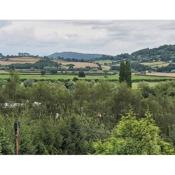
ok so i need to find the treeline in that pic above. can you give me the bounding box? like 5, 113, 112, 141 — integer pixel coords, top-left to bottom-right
8, 59, 59, 70
0, 72, 175, 154
7, 59, 101, 73
96, 44, 175, 63
114, 45, 175, 62
111, 62, 153, 73
157, 63, 175, 72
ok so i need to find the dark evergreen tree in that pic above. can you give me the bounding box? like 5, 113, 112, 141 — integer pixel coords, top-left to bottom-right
125, 60, 132, 87
41, 69, 46, 75
119, 61, 132, 87
119, 61, 125, 83
78, 71, 86, 77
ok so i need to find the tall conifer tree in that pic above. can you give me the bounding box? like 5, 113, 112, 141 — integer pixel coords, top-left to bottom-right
119, 60, 132, 87
119, 61, 125, 83
125, 60, 132, 87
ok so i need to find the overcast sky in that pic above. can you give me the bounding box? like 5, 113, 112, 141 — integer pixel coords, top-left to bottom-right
0, 20, 175, 56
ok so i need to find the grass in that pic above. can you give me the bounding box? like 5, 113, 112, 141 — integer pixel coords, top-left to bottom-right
95, 60, 112, 64
0, 73, 174, 82
0, 72, 173, 90
0, 57, 40, 65
140, 61, 169, 68
57, 60, 98, 68
132, 82, 159, 89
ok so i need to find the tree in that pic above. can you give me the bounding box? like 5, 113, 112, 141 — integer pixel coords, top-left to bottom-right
5, 71, 19, 100
41, 70, 46, 75
34, 142, 48, 154
78, 71, 86, 77
0, 128, 14, 154
23, 79, 34, 87
93, 111, 174, 155
20, 123, 35, 154
125, 60, 132, 87
119, 61, 132, 87
119, 61, 125, 83
56, 115, 108, 155
112, 83, 142, 122
50, 69, 57, 74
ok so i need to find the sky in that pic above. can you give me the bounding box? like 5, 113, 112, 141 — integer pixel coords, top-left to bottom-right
1, 20, 175, 56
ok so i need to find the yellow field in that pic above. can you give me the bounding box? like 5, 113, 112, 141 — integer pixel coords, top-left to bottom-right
57, 60, 98, 68
141, 61, 169, 68
0, 57, 40, 65
0, 57, 98, 68
146, 72, 175, 77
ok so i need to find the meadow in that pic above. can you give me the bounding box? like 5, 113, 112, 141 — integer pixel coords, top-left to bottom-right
0, 72, 174, 82
140, 61, 169, 68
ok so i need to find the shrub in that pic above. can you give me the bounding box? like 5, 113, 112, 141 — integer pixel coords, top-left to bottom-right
41, 70, 46, 75
78, 71, 86, 77
93, 111, 174, 155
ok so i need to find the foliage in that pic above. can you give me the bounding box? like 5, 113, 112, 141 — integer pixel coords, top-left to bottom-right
131, 44, 175, 62
78, 71, 86, 77
93, 111, 174, 155
131, 62, 153, 72
41, 70, 46, 75
0, 72, 174, 154
5, 71, 20, 100
157, 63, 175, 72
8, 58, 58, 70
119, 61, 132, 87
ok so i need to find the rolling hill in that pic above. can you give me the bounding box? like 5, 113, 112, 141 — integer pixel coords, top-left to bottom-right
48, 52, 107, 60
131, 44, 175, 61
115, 44, 175, 62
48, 45, 175, 62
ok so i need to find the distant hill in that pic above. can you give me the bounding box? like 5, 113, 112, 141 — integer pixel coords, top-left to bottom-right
131, 44, 175, 62
114, 44, 175, 62
48, 44, 175, 62
48, 52, 108, 60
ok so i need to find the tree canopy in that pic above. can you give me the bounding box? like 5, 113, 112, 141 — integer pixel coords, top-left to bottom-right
93, 111, 174, 155
119, 60, 132, 87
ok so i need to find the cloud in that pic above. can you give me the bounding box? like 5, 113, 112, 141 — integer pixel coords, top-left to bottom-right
0, 20, 175, 55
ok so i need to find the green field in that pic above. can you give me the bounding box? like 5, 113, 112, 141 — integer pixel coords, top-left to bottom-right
95, 60, 112, 64
0, 73, 174, 83
132, 82, 159, 89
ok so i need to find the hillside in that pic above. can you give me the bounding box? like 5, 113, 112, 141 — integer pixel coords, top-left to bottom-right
48, 52, 106, 60
130, 44, 175, 62
48, 45, 175, 62
113, 44, 175, 63
0, 57, 40, 65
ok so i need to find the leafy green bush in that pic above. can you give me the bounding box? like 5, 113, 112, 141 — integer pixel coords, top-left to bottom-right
93, 111, 174, 155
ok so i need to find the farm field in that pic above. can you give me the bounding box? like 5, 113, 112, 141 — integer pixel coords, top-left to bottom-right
56, 60, 98, 68
95, 59, 112, 70
0, 57, 41, 65
0, 72, 174, 82
95, 60, 112, 64
146, 72, 175, 77
0, 56, 99, 69
140, 61, 169, 68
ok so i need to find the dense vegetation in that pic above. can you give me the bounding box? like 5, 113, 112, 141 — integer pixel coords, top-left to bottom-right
114, 45, 175, 62
94, 112, 174, 154
131, 45, 175, 62
3, 44, 175, 73
0, 71, 175, 154
9, 59, 59, 70
157, 63, 175, 72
